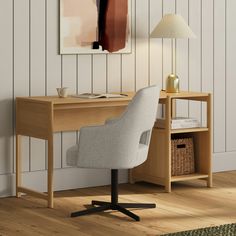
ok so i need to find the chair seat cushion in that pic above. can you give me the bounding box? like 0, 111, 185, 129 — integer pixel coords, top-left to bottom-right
66, 143, 149, 169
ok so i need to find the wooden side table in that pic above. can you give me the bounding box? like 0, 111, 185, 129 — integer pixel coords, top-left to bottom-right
130, 91, 212, 192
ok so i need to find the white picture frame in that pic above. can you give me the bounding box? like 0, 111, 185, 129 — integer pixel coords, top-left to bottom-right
60, 0, 132, 54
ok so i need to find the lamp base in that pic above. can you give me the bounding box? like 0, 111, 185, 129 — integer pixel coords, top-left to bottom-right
166, 74, 180, 93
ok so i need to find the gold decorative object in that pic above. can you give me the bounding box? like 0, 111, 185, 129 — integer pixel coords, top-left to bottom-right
166, 74, 179, 93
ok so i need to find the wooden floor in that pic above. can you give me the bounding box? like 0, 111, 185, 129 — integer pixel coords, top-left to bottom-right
0, 171, 235, 236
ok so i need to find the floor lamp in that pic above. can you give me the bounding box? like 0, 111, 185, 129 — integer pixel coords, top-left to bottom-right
150, 14, 196, 93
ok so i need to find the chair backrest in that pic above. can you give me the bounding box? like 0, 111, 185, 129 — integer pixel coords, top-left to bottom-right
73, 85, 161, 170
110, 85, 160, 168
121, 85, 160, 133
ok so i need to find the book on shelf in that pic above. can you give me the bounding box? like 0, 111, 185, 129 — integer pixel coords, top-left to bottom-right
171, 122, 200, 129
156, 117, 201, 129
72, 93, 128, 99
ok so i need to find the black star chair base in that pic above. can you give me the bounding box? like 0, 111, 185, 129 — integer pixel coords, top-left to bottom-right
71, 170, 156, 221
66, 86, 160, 221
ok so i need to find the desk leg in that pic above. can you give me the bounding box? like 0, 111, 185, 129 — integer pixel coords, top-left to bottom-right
165, 97, 172, 193
16, 134, 21, 198
165, 182, 171, 193
47, 135, 54, 208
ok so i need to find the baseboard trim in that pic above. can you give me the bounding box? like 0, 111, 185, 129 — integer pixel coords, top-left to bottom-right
0, 168, 128, 198
213, 152, 236, 172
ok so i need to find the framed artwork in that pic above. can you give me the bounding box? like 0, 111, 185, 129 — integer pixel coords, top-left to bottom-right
60, 0, 132, 54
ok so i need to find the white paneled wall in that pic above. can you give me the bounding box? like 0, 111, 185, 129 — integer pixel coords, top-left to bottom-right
0, 0, 235, 197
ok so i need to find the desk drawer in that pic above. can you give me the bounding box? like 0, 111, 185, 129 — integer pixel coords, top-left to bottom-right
53, 106, 126, 132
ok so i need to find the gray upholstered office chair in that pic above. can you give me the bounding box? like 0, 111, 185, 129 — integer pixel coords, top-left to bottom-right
66, 85, 160, 221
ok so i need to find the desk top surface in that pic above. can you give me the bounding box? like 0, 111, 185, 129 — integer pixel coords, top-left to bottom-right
16, 90, 210, 104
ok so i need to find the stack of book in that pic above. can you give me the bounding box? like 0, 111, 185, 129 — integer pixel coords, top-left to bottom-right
156, 117, 201, 129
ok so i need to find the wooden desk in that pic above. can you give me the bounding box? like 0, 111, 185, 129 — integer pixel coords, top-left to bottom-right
15, 91, 211, 208
16, 92, 136, 208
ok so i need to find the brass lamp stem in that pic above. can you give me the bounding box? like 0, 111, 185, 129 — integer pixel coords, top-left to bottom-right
171, 38, 174, 74
171, 38, 176, 74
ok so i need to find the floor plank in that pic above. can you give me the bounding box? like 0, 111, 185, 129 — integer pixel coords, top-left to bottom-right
0, 171, 235, 236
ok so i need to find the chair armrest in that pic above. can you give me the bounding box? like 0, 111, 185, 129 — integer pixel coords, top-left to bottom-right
77, 124, 117, 168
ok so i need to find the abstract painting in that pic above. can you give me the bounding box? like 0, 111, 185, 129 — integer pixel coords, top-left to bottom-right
60, 0, 131, 54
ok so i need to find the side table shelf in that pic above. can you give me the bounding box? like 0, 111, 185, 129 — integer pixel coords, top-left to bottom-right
130, 91, 212, 192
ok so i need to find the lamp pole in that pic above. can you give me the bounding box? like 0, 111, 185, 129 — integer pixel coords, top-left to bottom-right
171, 38, 174, 74
171, 38, 176, 75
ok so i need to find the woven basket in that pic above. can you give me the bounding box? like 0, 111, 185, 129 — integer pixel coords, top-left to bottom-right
171, 138, 195, 176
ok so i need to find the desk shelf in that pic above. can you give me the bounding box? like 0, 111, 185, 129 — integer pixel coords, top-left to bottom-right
130, 92, 212, 192
171, 127, 208, 134
171, 173, 209, 182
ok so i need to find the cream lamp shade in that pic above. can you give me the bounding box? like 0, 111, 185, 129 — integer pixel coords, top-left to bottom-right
150, 14, 196, 39
150, 14, 195, 93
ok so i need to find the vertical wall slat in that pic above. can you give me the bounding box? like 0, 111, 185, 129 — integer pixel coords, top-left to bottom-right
121, 0, 135, 92
149, 0, 163, 118
226, 0, 236, 151
93, 55, 107, 93
135, 0, 149, 90
202, 0, 214, 127
176, 0, 189, 117
150, 0, 162, 88
189, 0, 201, 122
0, 0, 13, 174
214, 0, 226, 153
107, 55, 121, 93
46, 0, 62, 169
162, 0, 175, 89
77, 54, 92, 144
30, 0, 46, 171
61, 56, 77, 168
78, 55, 92, 93
14, 0, 30, 172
